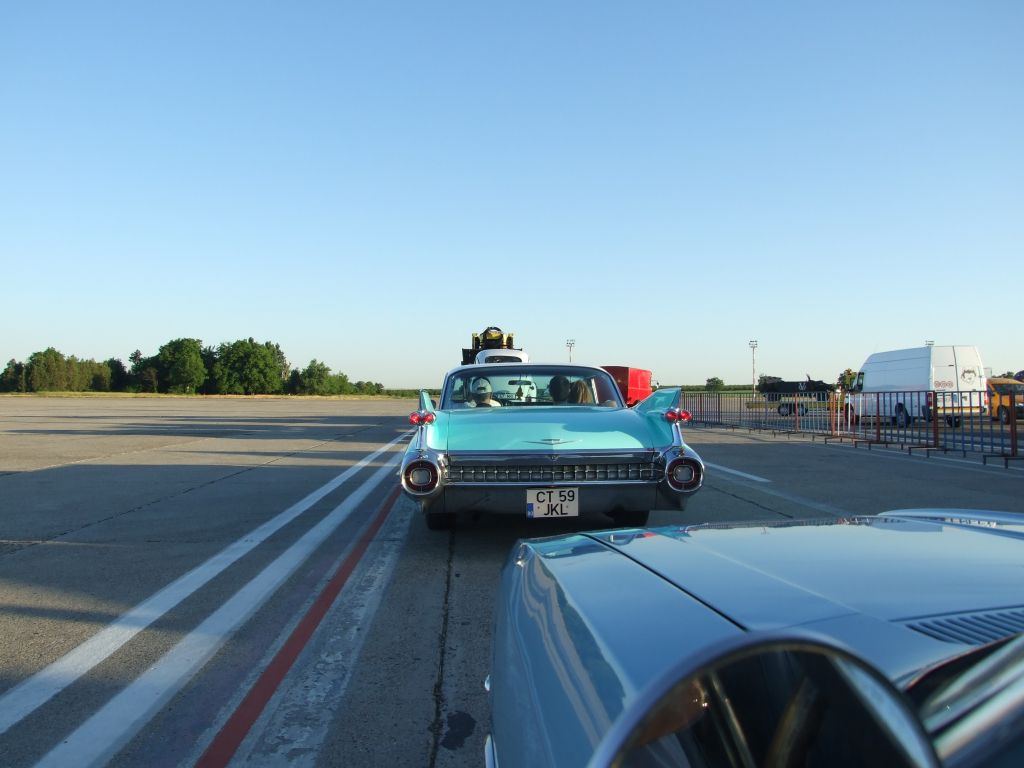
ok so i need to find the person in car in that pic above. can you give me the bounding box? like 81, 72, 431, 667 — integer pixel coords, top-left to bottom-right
549, 375, 571, 404
569, 380, 594, 404
468, 377, 501, 407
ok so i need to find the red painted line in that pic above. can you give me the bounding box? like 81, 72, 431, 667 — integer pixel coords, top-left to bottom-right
196, 485, 402, 768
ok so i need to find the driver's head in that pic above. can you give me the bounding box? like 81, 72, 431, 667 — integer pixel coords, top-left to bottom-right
549, 375, 571, 403
471, 377, 493, 402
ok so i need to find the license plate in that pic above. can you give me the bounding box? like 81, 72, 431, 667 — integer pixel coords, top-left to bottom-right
527, 488, 579, 518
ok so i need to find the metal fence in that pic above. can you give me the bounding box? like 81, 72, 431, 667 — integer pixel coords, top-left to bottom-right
679, 390, 1021, 467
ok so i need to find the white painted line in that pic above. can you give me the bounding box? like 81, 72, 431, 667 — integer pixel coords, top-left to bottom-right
228, 497, 415, 767
705, 462, 771, 483
35, 452, 403, 768
0, 433, 409, 737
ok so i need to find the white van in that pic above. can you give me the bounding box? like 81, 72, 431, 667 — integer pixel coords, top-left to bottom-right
846, 345, 988, 427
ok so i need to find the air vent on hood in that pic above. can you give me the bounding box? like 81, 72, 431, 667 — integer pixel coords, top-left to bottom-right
904, 607, 1024, 646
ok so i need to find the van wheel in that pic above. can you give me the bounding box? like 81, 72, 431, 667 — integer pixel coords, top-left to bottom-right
895, 404, 911, 428
426, 511, 455, 530
777, 404, 791, 417
999, 407, 1010, 425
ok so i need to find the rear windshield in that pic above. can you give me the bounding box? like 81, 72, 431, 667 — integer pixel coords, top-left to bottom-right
443, 367, 623, 409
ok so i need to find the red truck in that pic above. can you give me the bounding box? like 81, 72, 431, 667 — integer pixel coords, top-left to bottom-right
602, 366, 653, 407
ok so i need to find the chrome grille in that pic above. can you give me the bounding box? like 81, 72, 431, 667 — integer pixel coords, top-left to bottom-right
903, 607, 1024, 646
446, 462, 660, 484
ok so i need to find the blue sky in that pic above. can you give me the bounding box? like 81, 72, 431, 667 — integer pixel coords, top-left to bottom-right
2, 2, 1021, 388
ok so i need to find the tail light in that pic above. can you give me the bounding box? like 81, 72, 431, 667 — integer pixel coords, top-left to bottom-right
664, 408, 691, 423
409, 411, 436, 426
403, 460, 438, 493
666, 458, 702, 491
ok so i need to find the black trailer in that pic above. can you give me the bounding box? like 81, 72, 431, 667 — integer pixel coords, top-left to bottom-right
756, 376, 836, 416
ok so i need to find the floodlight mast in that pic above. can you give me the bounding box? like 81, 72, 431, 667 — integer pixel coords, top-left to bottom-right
749, 340, 758, 392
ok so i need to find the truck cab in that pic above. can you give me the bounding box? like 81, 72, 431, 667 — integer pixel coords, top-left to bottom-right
461, 326, 526, 365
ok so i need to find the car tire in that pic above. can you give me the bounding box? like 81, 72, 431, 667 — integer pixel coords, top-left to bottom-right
611, 510, 650, 527
895, 404, 911, 428
425, 511, 455, 530
999, 406, 1010, 425
777, 404, 791, 417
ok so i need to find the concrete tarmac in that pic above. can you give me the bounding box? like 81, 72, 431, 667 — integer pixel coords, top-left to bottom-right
1, 396, 1021, 767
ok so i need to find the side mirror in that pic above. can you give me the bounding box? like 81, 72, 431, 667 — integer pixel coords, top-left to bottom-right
587, 632, 940, 768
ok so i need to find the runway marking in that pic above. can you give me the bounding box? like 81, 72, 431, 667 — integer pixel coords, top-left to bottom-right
704, 462, 770, 483
0, 433, 409, 737
195, 486, 402, 768
34, 452, 403, 768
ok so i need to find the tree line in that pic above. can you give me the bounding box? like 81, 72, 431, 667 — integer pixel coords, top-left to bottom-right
0, 338, 393, 396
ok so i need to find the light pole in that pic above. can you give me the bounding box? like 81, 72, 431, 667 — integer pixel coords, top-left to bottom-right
566, 339, 576, 363
749, 340, 758, 392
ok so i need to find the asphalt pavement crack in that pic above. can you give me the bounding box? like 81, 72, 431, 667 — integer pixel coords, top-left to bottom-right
428, 527, 456, 768
705, 482, 795, 519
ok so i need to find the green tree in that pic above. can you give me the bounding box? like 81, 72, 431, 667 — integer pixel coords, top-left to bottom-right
0, 359, 27, 392
199, 346, 219, 394
331, 371, 352, 394
213, 338, 283, 395
87, 360, 112, 391
158, 338, 207, 394
26, 348, 70, 391
139, 367, 159, 392
296, 359, 332, 395
265, 341, 290, 388
352, 380, 384, 395
705, 377, 724, 392
105, 358, 129, 391
66, 355, 92, 391
128, 349, 159, 392
129, 349, 144, 372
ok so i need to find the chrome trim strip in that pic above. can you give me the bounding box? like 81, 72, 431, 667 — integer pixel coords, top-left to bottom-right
447, 450, 656, 463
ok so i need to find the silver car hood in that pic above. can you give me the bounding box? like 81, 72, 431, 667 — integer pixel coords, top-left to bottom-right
583, 511, 1024, 681
594, 513, 1024, 627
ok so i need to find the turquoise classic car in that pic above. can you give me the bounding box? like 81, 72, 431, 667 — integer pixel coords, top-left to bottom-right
399, 363, 704, 530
